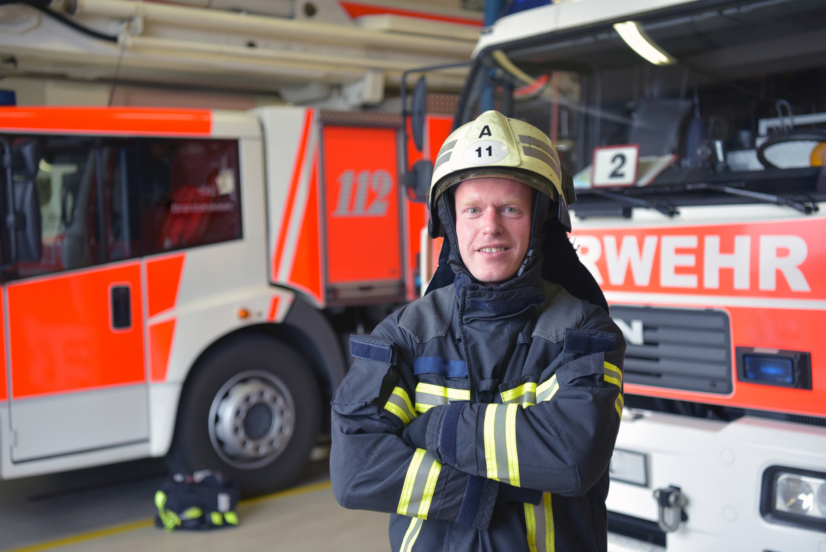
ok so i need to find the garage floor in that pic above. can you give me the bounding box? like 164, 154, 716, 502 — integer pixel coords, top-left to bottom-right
1, 458, 650, 552
0, 459, 389, 552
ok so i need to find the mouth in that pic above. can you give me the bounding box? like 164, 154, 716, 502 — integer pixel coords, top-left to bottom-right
477, 246, 509, 254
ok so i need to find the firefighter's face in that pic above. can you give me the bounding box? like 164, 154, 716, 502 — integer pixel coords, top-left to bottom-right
454, 178, 533, 285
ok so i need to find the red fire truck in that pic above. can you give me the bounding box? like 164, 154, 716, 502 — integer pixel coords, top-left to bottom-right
404, 0, 826, 549
0, 106, 452, 496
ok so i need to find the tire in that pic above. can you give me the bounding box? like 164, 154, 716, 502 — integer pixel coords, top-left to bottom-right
167, 334, 322, 497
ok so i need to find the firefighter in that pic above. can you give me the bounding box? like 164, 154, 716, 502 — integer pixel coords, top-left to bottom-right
330, 110, 625, 552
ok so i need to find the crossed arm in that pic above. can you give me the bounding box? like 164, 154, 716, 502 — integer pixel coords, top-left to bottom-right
329, 309, 625, 530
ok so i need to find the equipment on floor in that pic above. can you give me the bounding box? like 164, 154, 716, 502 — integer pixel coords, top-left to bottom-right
154, 471, 239, 531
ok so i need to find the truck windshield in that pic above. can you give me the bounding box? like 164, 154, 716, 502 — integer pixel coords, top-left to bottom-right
461, 0, 826, 214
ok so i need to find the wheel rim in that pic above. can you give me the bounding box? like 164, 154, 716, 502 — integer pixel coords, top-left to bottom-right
208, 370, 296, 470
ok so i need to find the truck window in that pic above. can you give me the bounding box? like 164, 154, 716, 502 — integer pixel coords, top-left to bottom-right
463, 0, 826, 211
137, 138, 242, 254
0, 135, 242, 280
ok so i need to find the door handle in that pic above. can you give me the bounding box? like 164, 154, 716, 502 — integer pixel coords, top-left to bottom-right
111, 285, 132, 330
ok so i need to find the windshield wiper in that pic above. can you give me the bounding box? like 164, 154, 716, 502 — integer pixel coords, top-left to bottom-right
581, 189, 679, 217
686, 183, 818, 214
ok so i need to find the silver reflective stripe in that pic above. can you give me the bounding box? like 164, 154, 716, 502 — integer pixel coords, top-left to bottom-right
522, 145, 559, 173
433, 151, 452, 172
604, 362, 622, 388
603, 362, 623, 417
437, 139, 458, 158
536, 375, 559, 403
501, 382, 537, 406
483, 404, 520, 486
400, 517, 423, 552
415, 383, 470, 413
398, 449, 442, 519
520, 134, 561, 172
385, 387, 417, 426
519, 135, 554, 157
524, 492, 555, 552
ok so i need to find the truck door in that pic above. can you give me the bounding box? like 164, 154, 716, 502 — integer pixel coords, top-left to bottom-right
321, 117, 405, 304
2, 136, 148, 462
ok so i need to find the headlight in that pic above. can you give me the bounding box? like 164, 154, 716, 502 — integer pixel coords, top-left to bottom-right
761, 466, 826, 533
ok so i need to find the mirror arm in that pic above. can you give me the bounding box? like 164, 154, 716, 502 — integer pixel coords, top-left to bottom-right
0, 137, 16, 266
400, 61, 471, 187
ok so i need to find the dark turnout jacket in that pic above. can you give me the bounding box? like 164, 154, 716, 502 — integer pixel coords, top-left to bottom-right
330, 266, 625, 552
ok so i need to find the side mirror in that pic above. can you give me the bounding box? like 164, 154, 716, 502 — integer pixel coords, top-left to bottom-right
411, 76, 427, 152
404, 159, 432, 202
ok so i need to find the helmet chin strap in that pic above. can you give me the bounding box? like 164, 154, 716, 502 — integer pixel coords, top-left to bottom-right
517, 192, 554, 277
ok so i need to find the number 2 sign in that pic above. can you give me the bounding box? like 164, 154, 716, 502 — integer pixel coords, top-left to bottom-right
592, 145, 639, 187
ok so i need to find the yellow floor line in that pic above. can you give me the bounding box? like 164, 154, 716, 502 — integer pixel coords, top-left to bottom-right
6, 479, 333, 552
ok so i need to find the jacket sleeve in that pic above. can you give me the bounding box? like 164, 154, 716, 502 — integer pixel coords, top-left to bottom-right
329, 314, 499, 530
423, 303, 625, 497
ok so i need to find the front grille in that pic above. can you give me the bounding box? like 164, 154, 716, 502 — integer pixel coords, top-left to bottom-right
611, 306, 732, 394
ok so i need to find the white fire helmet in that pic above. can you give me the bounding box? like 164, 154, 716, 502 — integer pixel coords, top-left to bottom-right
428, 110, 572, 238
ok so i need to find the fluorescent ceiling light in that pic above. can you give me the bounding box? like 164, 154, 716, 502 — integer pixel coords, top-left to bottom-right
614, 21, 676, 66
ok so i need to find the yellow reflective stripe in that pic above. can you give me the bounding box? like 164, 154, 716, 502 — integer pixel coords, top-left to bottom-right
544, 492, 555, 552
524, 502, 538, 552
385, 402, 410, 425
604, 362, 622, 389
400, 517, 423, 552
506, 403, 520, 487
386, 387, 417, 425
224, 511, 239, 525
398, 449, 426, 515
501, 381, 537, 404
398, 449, 443, 520
418, 459, 442, 518
395, 387, 416, 414
615, 393, 624, 417
415, 382, 471, 413
525, 493, 555, 552
416, 382, 471, 400
210, 511, 223, 525
484, 404, 499, 481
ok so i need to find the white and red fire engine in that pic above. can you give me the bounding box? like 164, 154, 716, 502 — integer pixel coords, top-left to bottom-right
405, 0, 826, 550
0, 106, 453, 495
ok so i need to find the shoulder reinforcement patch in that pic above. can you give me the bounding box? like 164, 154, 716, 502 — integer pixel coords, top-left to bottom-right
563, 328, 616, 354
350, 335, 396, 364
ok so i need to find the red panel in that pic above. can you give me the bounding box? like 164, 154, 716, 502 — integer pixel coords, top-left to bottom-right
149, 320, 176, 383
273, 110, 313, 280
267, 296, 281, 322
0, 107, 212, 136
288, 153, 324, 303
339, 1, 482, 26
577, 217, 826, 417
8, 264, 146, 398
427, 117, 454, 161
0, 293, 6, 402
146, 254, 185, 317
572, 218, 826, 300
323, 126, 402, 284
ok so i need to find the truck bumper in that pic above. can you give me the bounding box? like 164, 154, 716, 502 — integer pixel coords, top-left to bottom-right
606, 409, 826, 552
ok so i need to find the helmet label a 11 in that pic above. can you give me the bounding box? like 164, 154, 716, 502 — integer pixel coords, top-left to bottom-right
463, 140, 508, 165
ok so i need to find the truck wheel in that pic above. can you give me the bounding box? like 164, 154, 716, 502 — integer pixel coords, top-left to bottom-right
168, 334, 322, 497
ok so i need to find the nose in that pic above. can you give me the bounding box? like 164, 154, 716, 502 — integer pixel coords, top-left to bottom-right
482, 208, 503, 235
